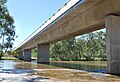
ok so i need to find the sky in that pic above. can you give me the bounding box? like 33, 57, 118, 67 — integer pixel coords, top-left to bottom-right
7, 0, 68, 48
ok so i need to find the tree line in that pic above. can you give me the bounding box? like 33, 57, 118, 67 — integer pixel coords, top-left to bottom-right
50, 30, 106, 61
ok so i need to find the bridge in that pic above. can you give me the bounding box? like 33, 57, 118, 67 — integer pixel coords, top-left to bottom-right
13, 0, 120, 74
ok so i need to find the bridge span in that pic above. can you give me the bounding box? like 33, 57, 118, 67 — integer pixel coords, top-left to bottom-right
13, 0, 120, 74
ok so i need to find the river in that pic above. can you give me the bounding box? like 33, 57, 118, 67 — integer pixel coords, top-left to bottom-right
0, 60, 120, 82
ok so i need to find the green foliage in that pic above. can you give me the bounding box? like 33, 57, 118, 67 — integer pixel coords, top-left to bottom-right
50, 30, 106, 61
0, 0, 16, 58
11, 51, 17, 58
50, 37, 77, 60
31, 48, 37, 58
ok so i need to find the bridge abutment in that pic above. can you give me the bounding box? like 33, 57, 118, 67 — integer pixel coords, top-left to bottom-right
37, 43, 50, 64
18, 52, 23, 60
106, 15, 120, 74
23, 49, 31, 61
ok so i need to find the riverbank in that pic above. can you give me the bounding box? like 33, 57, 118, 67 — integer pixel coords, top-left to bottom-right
0, 60, 119, 82
1, 56, 18, 60
1, 56, 36, 60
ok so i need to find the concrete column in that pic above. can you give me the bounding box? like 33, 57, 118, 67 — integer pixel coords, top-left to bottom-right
105, 15, 120, 74
18, 52, 23, 60
37, 43, 50, 64
23, 49, 31, 61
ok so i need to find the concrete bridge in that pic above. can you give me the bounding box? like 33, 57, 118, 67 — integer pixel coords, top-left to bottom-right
13, 0, 120, 74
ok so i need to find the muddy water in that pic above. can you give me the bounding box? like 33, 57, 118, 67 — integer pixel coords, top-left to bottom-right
0, 60, 120, 82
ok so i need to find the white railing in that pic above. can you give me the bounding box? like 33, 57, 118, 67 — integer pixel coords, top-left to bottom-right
13, 0, 85, 51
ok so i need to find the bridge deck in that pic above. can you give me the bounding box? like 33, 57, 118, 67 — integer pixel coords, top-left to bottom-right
14, 0, 120, 51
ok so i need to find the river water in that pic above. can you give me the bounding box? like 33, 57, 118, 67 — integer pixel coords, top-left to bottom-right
0, 60, 120, 82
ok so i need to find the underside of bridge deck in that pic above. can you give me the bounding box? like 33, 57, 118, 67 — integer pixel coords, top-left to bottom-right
15, 0, 120, 74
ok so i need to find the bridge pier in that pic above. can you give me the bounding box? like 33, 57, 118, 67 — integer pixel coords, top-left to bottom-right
106, 15, 120, 74
18, 52, 23, 60
23, 49, 31, 61
37, 43, 50, 64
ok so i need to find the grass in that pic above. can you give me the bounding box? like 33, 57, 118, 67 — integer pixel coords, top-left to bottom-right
1, 56, 18, 60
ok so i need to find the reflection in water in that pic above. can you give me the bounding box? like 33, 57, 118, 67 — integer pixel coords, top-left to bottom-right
50, 61, 107, 73
15, 60, 107, 73
0, 60, 120, 82
0, 60, 16, 69
0, 60, 51, 82
0, 60, 35, 74
15, 60, 61, 69
15, 61, 32, 69
0, 60, 107, 75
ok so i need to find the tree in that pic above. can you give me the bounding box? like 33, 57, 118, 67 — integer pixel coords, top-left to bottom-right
50, 30, 106, 61
31, 48, 37, 58
0, 0, 16, 59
